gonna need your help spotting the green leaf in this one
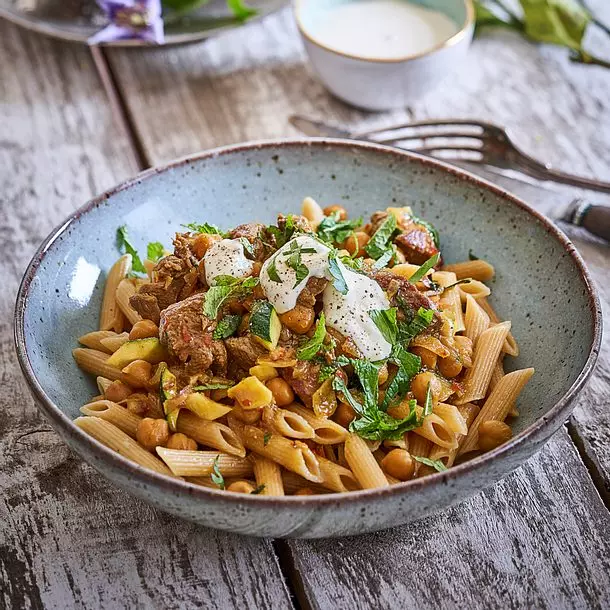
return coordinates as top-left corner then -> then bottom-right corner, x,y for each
203,276 -> 259,319
226,0 -> 257,20
297,313 -> 328,360
414,456 -> 448,472
319,355 -> 351,382
147,241 -> 165,262
381,345 -> 422,410
268,215 -> 299,248
328,250 -> 348,295
423,382 -> 433,417
397,306 -> 435,344
369,308 -> 398,345
365,214 -> 397,259
116,225 -> 146,274
211,455 -> 225,489
408,253 -> 440,284
182,222 -> 227,237
239,237 -> 255,259
372,245 -> 395,270
266,255 -> 282,283
316,212 -> 363,245
340,255 -> 364,272
263,431 -> 272,446
468,249 -> 480,261
285,241 -> 310,288
193,382 -> 235,391
251,484 -> 266,494
213,314 -> 242,340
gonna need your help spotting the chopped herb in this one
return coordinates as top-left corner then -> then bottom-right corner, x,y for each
468,249 -> 479,261
410,214 -> 440,248
193,382 -> 235,391
443,278 -> 472,292
203,276 -> 259,319
213,314 -> 242,340
268,215 -> 299,248
328,250 -> 348,295
263,431 -> 272,446
146,241 -> 165,262
284,241 -> 313,288
365,214 -> 397,259
226,0 -> 257,20
318,355 -> 350,382
372,245 -> 395,270
340,255 -> 364,272
423,382 -> 433,417
266,255 -> 282,283
251,484 -> 266,494
381,345 -> 422,410
408,252 -> 440,284
369,308 -> 398,345
297,313 -> 327,360
397,306 -> 435,344
414,456 -> 448,472
211,455 -> 225,489
183,222 -> 227,237
116,225 -> 146,274
239,237 -> 255,259
316,212 -> 363,245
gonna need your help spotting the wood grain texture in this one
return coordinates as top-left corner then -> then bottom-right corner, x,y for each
289,430 -> 610,610
0,21 -> 291,610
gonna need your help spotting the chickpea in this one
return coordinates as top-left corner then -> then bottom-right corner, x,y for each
411,346 -> 438,370
410,371 -> 442,405
166,432 -> 198,451
294,487 -> 315,496
437,356 -> 463,379
104,380 -> 132,403
279,305 -> 314,334
129,319 -> 159,340
381,449 -> 415,482
227,480 -> 256,494
334,401 -> 356,428
121,359 -> 152,388
341,231 -> 370,257
192,233 -> 220,259
478,420 -> 512,452
377,363 -> 389,386
266,377 -> 295,407
323,205 -> 348,221
136,418 -> 169,451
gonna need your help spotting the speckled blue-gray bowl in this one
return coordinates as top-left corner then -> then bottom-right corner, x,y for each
15,139 -> 601,538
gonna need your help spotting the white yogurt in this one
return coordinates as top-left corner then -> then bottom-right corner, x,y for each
204,239 -> 255,285
310,0 -> 458,60
259,235 -> 392,360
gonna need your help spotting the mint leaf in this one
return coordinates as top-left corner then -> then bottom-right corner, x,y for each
372,245 -> 395,270
226,0 -> 257,20
414,456 -> 448,472
183,222 -> 227,237
251,484 -> 266,494
328,250 -> 348,295
397,306 -> 435,344
211,455 -> 225,489
147,241 -> 165,262
316,212 -> 363,245
266,255 -> 282,283
369,308 -> 398,344
381,345 -> 422,410
213,314 -> 242,340
116,225 -> 146,274
239,237 -> 255,259
193,382 -> 235,391
297,313 -> 327,360
203,277 -> 259,319
408,253 -> 440,284
365,214 -> 397,259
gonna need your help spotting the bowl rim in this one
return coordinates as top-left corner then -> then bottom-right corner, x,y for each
294,0 -> 475,64
14,137 -> 602,509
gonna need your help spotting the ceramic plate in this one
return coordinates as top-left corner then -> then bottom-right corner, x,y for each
0,0 -> 286,46
14,139 -> 601,538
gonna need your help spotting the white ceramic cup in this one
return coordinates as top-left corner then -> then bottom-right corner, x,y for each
295,0 -> 474,111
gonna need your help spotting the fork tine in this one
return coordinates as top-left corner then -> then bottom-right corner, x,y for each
354,119 -> 496,139
372,131 -> 486,144
393,144 -> 486,157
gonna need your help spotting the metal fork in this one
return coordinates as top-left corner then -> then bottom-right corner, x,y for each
290,116 -> 610,194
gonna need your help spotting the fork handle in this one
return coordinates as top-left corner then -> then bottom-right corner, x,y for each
560,200 -> 610,243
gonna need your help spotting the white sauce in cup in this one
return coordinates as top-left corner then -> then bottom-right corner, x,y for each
309,0 -> 458,60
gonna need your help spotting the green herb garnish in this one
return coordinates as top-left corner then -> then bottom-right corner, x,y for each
116,225 -> 146,274
182,222 -> 228,237
397,307 -> 435,344
414,456 -> 448,472
146,241 -> 165,262
239,238 -> 256,259
203,276 -> 259,319
365,214 -> 397,259
263,431 -> 272,446
266,255 -> 282,283
328,250 -> 348,295
285,241 -> 315,288
369,308 -> 398,345
318,355 -> 351,382
316,212 -> 363,245
193,382 -> 235,391
372,245 -> 395,270
408,253 -> 440,284
268,215 -> 299,248
297,313 -> 328,360
213,314 -> 242,340
381,345 -> 422,410
211,455 -> 225,489
251,484 -> 266,494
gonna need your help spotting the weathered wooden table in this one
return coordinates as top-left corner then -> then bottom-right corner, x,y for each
2,5 -> 609,608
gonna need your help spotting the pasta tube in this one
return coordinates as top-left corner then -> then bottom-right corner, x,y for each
100,254 -> 131,332
344,433 -> 389,489
252,456 -> 285,496
156,448 -> 252,478
80,400 -> 142,438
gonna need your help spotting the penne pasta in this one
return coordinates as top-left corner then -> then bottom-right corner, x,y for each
458,279 -> 491,302
281,471 -> 329,495
99,332 -> 130,353
433,403 -> 468,436
73,348 -> 124,381
318,457 -> 360,493
78,330 -> 120,353
176,411 -> 246,457
116,278 -> 143,326
100,254 -> 131,332
96,376 -> 113,395
455,322 -> 511,405
156,448 -> 252,478
436,271 -> 465,333
301,196 -> 325,229
412,412 -> 458,450
464,294 -> 490,344
442,259 -> 495,282
478,297 -> 519,356
262,405 -> 315,439
344,433 -> 390,489
459,368 -> 534,456
285,403 -> 349,445
252,456 -> 285,496
228,415 -> 322,483
80,400 -> 142,438
75,416 -> 172,476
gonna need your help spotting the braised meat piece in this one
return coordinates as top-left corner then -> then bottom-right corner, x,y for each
296,277 -> 329,308
281,361 -> 321,406
277,214 -> 312,234
224,335 -> 267,372
159,292 -> 227,375
129,293 -> 162,325
372,270 -> 442,334
228,223 -> 267,261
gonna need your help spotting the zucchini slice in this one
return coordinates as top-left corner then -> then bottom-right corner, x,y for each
106,337 -> 167,369
184,393 -> 232,421
249,301 -> 281,350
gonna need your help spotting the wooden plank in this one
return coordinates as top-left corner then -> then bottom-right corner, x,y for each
288,430 -> 610,610
105,7 -> 610,490
0,21 -> 291,610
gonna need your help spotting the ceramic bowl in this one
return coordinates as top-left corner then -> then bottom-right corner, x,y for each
15,139 -> 601,538
295,0 -> 475,111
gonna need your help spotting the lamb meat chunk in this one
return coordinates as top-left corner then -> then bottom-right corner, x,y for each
372,270 -> 442,334
395,229 -> 439,265
159,292 -> 227,375
229,223 -> 267,261
224,335 -> 267,372
130,292 -> 161,324
277,213 -> 312,234
296,276 -> 329,308
281,360 -> 321,406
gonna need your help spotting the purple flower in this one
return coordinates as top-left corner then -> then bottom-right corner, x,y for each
89,0 -> 164,45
